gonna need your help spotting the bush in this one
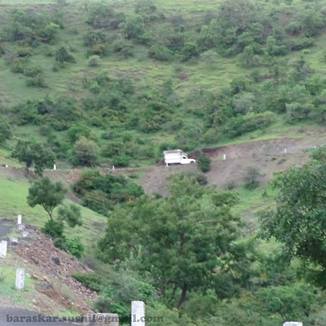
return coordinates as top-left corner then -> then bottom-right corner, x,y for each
257,283 -> 318,320
10,58 -> 27,74
26,74 -> 47,88
16,47 -> 33,57
87,3 -> 125,29
225,112 -> 275,138
82,190 -> 112,216
148,45 -> 173,61
286,102 -> 313,123
5,10 -> 60,45
42,219 -> 64,239
73,171 -> 144,214
65,237 -> 84,258
73,272 -> 103,292
112,39 -> 134,58
55,46 -> 76,64
181,42 -> 200,61
197,152 -> 211,173
88,55 -> 101,67
23,65 -> 43,77
84,31 -> 106,47
123,15 -> 146,42
112,155 -> 130,167
72,137 -> 99,167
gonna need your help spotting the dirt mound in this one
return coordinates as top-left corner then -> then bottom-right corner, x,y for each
13,225 -> 97,314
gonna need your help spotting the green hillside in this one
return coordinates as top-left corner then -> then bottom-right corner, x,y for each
0,0 -> 325,167
0,0 -> 326,325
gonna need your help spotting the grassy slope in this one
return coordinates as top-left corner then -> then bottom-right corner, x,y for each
0,175 -> 107,255
0,0 -> 242,109
0,0 -> 324,247
0,0 -> 324,153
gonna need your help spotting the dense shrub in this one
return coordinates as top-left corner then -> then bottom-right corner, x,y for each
286,102 -> 314,123
73,171 -> 144,214
10,58 -> 28,74
88,55 -> 101,67
225,112 -> 275,138
123,15 -> 146,42
84,31 -> 107,56
5,10 -> 60,45
87,3 -> 125,29
148,45 -> 173,61
42,219 -> 64,239
64,237 -> 84,258
112,38 -> 134,58
197,152 -> 211,173
72,137 -> 99,167
55,46 -> 76,64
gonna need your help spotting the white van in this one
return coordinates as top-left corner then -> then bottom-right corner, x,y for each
163,150 -> 196,166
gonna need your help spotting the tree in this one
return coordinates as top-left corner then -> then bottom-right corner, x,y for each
28,179 -> 84,257
12,140 -> 55,176
72,137 -> 99,166
261,150 -> 326,272
12,140 -> 34,171
27,177 -> 66,219
99,174 -> 240,307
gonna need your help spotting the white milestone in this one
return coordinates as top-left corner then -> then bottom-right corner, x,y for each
15,268 -> 25,290
17,214 -> 23,231
53,164 -> 57,171
131,301 -> 145,326
0,240 -> 8,258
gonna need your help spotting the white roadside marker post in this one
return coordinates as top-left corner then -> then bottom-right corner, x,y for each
131,301 -> 145,326
17,214 -> 23,231
0,240 -> 8,258
15,268 -> 25,290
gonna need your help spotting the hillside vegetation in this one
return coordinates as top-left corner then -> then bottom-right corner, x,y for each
0,0 -> 326,325
0,0 -> 325,167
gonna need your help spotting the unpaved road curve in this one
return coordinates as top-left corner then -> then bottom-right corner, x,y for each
140,135 -> 326,195
1,134 -> 326,197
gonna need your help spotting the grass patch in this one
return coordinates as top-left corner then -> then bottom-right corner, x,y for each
0,175 -> 107,255
0,264 -> 33,306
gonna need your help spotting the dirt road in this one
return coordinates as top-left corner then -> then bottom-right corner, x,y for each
1,134 -> 325,196
139,136 -> 326,195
